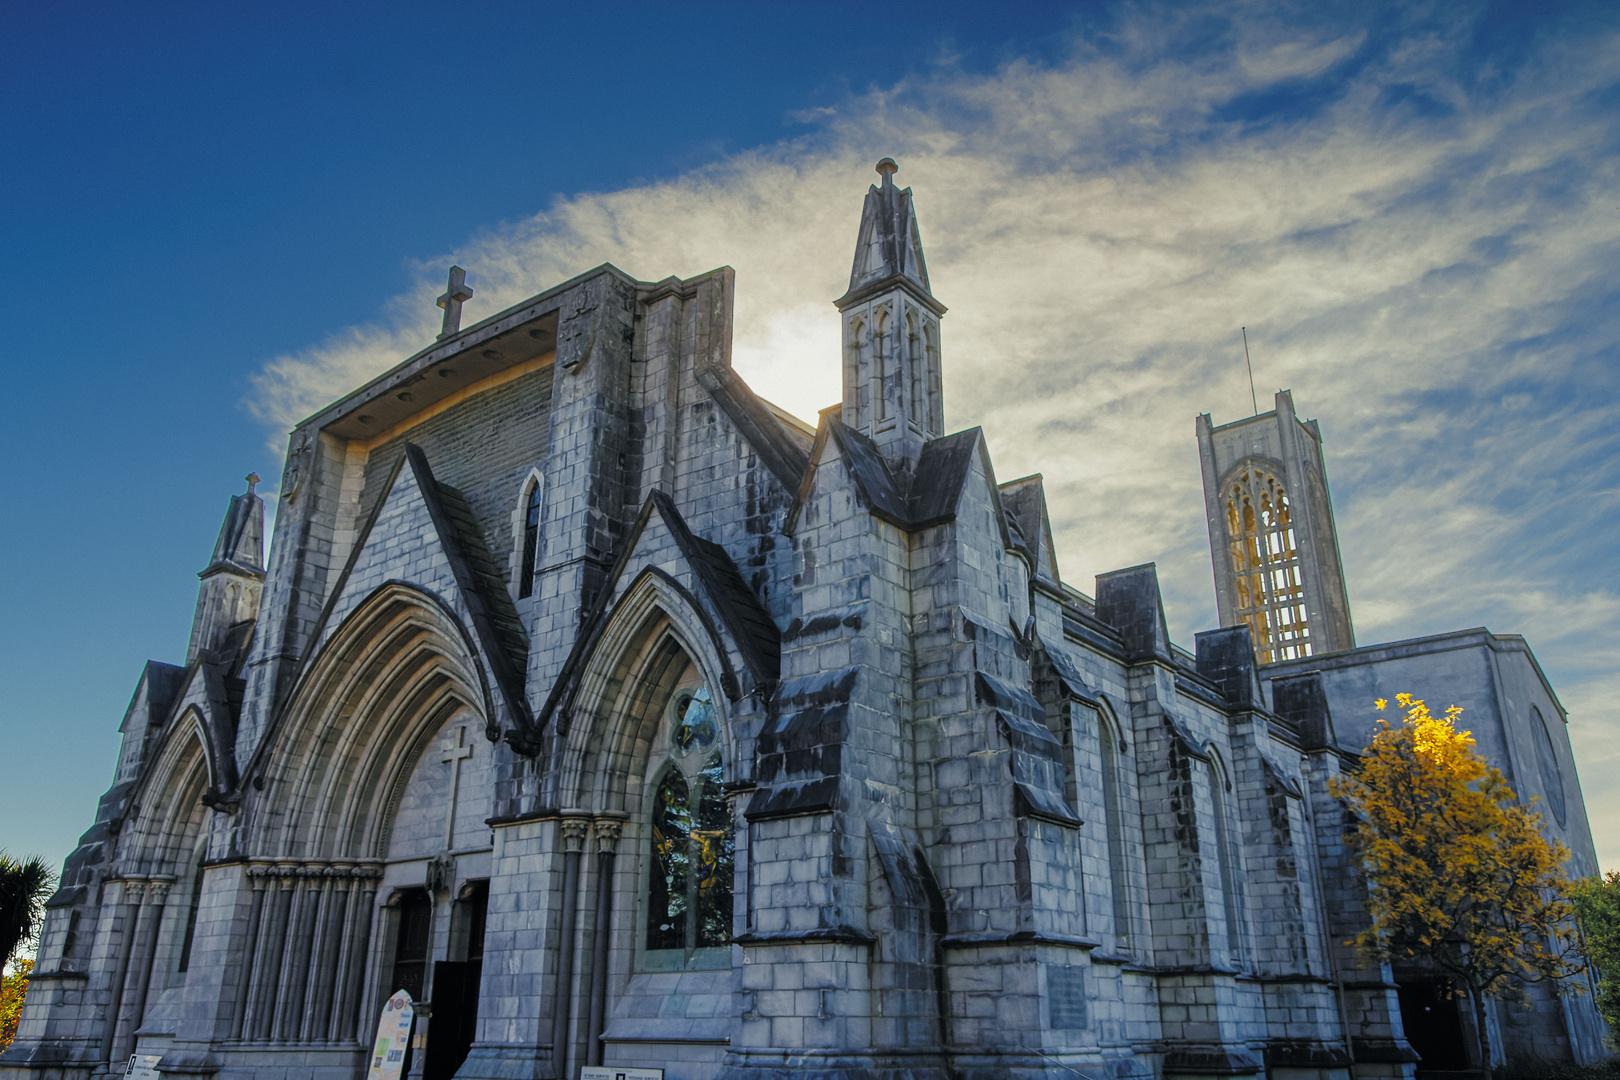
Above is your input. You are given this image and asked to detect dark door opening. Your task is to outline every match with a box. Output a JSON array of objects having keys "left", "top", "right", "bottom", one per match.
[
  {"left": 387, "top": 888, "right": 433, "bottom": 1079},
  {"left": 1398, "top": 978, "right": 1470, "bottom": 1071},
  {"left": 423, "top": 881, "right": 488, "bottom": 1080}
]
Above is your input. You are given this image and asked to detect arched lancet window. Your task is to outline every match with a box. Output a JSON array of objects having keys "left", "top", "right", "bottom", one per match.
[
  {"left": 847, "top": 316, "right": 867, "bottom": 410},
  {"left": 518, "top": 479, "right": 542, "bottom": 599},
  {"left": 1533, "top": 706, "right": 1567, "bottom": 827},
  {"left": 873, "top": 308, "right": 891, "bottom": 422},
  {"left": 175, "top": 845, "right": 207, "bottom": 973},
  {"left": 907, "top": 310, "right": 924, "bottom": 426},
  {"left": 647, "top": 686, "right": 733, "bottom": 960},
  {"left": 1225, "top": 467, "right": 1309, "bottom": 662},
  {"left": 1205, "top": 756, "right": 1249, "bottom": 968},
  {"left": 1099, "top": 715, "right": 1131, "bottom": 948},
  {"left": 923, "top": 323, "right": 940, "bottom": 435}
]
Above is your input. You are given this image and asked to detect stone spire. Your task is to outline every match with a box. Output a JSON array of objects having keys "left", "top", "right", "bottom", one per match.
[
  {"left": 835, "top": 158, "right": 947, "bottom": 470},
  {"left": 186, "top": 473, "right": 267, "bottom": 664}
]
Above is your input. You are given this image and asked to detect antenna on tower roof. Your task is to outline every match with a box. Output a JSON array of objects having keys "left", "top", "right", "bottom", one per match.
[{"left": 1241, "top": 327, "right": 1258, "bottom": 416}]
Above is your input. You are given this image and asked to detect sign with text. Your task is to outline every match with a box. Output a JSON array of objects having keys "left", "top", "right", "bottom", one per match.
[
  {"left": 366, "top": 989, "right": 416, "bottom": 1080},
  {"left": 579, "top": 1069, "right": 663, "bottom": 1080},
  {"left": 124, "top": 1055, "right": 162, "bottom": 1080}
]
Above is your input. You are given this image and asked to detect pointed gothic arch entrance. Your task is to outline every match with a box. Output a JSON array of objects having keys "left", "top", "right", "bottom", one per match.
[{"left": 229, "top": 582, "right": 498, "bottom": 1077}]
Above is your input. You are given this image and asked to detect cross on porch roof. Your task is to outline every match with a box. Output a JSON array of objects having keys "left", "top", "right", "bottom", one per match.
[{"left": 436, "top": 265, "right": 474, "bottom": 340}]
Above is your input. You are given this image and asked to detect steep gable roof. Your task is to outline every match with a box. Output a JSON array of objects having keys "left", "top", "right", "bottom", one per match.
[
  {"left": 695, "top": 361, "right": 811, "bottom": 493},
  {"left": 798, "top": 418, "right": 1008, "bottom": 541},
  {"left": 531, "top": 489, "right": 782, "bottom": 739},
  {"left": 998, "top": 474, "right": 1063, "bottom": 585},
  {"left": 407, "top": 444, "right": 531, "bottom": 683},
  {"left": 290, "top": 443, "right": 531, "bottom": 736}
]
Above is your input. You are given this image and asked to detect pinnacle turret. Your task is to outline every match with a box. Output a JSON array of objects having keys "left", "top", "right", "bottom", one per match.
[
  {"left": 187, "top": 473, "right": 266, "bottom": 664},
  {"left": 836, "top": 159, "right": 946, "bottom": 470}
]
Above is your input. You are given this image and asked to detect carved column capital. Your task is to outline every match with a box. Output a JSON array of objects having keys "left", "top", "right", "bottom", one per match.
[
  {"left": 274, "top": 862, "right": 299, "bottom": 887},
  {"left": 145, "top": 877, "right": 175, "bottom": 905},
  {"left": 593, "top": 815, "right": 627, "bottom": 854},
  {"left": 119, "top": 879, "right": 147, "bottom": 905},
  {"left": 559, "top": 817, "right": 591, "bottom": 854}
]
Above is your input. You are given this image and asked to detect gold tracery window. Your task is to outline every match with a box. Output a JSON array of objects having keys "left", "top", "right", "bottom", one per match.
[{"left": 1225, "top": 467, "right": 1310, "bottom": 663}]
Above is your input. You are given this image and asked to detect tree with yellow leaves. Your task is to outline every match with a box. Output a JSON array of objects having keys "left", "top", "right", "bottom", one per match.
[
  {"left": 0, "top": 958, "right": 30, "bottom": 1051},
  {"left": 1330, "top": 693, "right": 1584, "bottom": 1076}
]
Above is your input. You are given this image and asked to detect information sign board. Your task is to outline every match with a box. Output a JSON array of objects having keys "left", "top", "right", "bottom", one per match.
[
  {"left": 366, "top": 989, "right": 416, "bottom": 1080},
  {"left": 579, "top": 1068, "right": 663, "bottom": 1080}
]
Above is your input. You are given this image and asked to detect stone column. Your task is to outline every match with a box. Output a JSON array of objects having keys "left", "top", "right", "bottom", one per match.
[
  {"left": 120, "top": 876, "right": 173, "bottom": 1059},
  {"left": 250, "top": 865, "right": 297, "bottom": 1040},
  {"left": 97, "top": 879, "right": 145, "bottom": 1065},
  {"left": 334, "top": 865, "right": 381, "bottom": 1042},
  {"left": 231, "top": 865, "right": 271, "bottom": 1039},
  {"left": 548, "top": 817, "right": 590, "bottom": 1075},
  {"left": 303, "top": 862, "right": 352, "bottom": 1042},
  {"left": 276, "top": 864, "right": 324, "bottom": 1040},
  {"left": 585, "top": 817, "right": 624, "bottom": 1068}
]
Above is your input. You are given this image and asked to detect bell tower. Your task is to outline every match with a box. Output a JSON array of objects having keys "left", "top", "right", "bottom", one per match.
[
  {"left": 835, "top": 158, "right": 946, "bottom": 472},
  {"left": 1196, "top": 391, "right": 1356, "bottom": 663}
]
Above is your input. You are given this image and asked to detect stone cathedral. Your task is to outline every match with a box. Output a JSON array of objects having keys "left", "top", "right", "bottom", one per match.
[{"left": 5, "top": 160, "right": 1605, "bottom": 1080}]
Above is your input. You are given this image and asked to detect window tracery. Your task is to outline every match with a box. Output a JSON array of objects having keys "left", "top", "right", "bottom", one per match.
[
  {"left": 1224, "top": 467, "right": 1310, "bottom": 662},
  {"left": 646, "top": 686, "right": 733, "bottom": 959}
]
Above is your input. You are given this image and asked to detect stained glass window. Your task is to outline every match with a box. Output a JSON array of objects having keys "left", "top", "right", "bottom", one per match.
[{"left": 647, "top": 688, "right": 733, "bottom": 957}]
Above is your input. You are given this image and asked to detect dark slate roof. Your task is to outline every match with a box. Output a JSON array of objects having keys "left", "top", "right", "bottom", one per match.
[
  {"left": 826, "top": 419, "right": 910, "bottom": 523},
  {"left": 404, "top": 444, "right": 532, "bottom": 716},
  {"left": 822, "top": 420, "right": 986, "bottom": 531},
  {"left": 120, "top": 660, "right": 187, "bottom": 734},
  {"left": 650, "top": 489, "right": 782, "bottom": 685},
  {"left": 909, "top": 429, "right": 980, "bottom": 524},
  {"left": 1044, "top": 645, "right": 1100, "bottom": 702},
  {"left": 697, "top": 363, "right": 811, "bottom": 493}
]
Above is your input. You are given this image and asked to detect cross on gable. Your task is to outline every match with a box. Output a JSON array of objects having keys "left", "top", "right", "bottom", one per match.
[
  {"left": 439, "top": 724, "right": 473, "bottom": 849},
  {"left": 437, "top": 265, "right": 474, "bottom": 340},
  {"left": 441, "top": 725, "right": 473, "bottom": 766}
]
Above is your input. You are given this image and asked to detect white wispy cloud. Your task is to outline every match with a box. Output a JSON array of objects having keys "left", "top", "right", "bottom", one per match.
[{"left": 248, "top": 7, "right": 1620, "bottom": 863}]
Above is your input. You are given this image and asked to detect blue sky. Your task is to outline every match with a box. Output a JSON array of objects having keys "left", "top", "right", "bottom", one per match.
[{"left": 3, "top": 1, "right": 1618, "bottom": 877}]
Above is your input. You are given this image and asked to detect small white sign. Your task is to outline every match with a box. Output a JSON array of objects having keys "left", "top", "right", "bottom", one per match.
[
  {"left": 366, "top": 989, "right": 416, "bottom": 1080},
  {"left": 125, "top": 1055, "right": 162, "bottom": 1080},
  {"left": 579, "top": 1068, "right": 663, "bottom": 1080}
]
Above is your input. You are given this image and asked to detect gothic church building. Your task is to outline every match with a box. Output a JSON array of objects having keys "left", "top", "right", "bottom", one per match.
[{"left": 5, "top": 160, "right": 1604, "bottom": 1080}]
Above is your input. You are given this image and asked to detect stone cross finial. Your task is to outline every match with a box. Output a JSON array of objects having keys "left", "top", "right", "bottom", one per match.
[
  {"left": 437, "top": 265, "right": 474, "bottom": 340},
  {"left": 245, "top": 472, "right": 260, "bottom": 495},
  {"left": 876, "top": 157, "right": 898, "bottom": 188}
]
